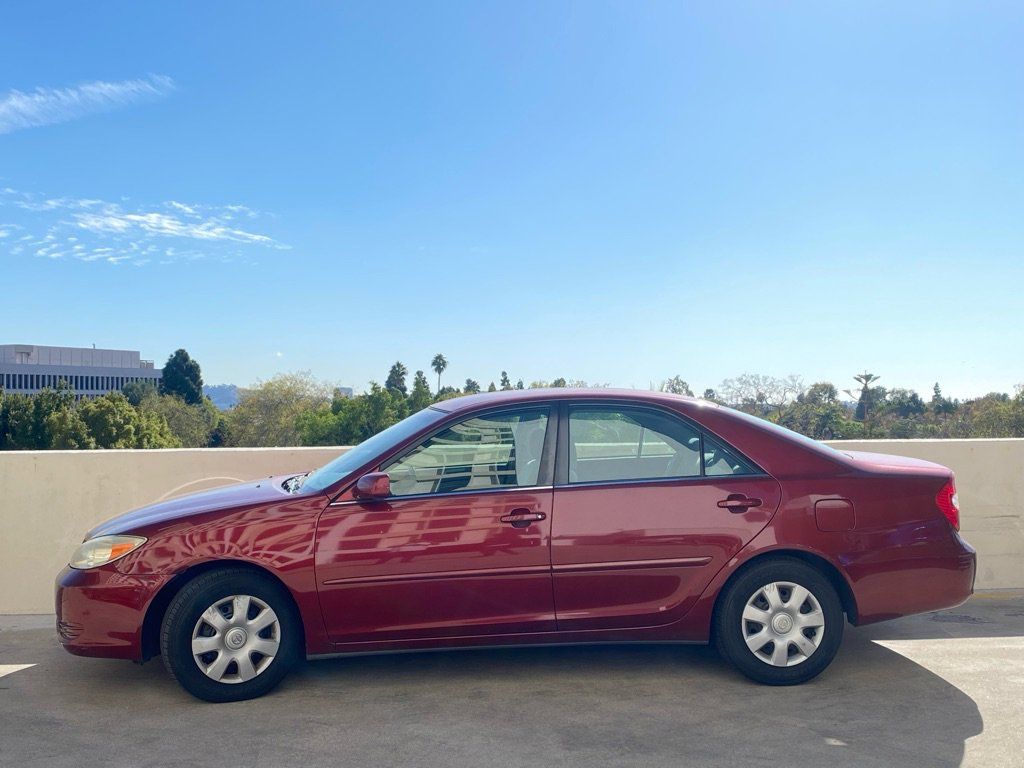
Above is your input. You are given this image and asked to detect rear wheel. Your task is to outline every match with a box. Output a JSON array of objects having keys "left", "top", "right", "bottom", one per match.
[
  {"left": 160, "top": 568, "right": 301, "bottom": 702},
  {"left": 714, "top": 558, "right": 844, "bottom": 685}
]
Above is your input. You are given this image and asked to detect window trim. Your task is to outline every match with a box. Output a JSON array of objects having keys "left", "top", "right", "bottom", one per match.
[
  {"left": 555, "top": 400, "right": 765, "bottom": 488},
  {"left": 374, "top": 403, "right": 558, "bottom": 500}
]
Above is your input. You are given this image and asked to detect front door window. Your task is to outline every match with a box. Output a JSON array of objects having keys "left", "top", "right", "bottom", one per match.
[{"left": 384, "top": 409, "right": 550, "bottom": 496}]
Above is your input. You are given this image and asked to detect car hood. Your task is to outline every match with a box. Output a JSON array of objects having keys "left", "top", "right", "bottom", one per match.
[
  {"left": 839, "top": 450, "right": 951, "bottom": 477},
  {"left": 87, "top": 475, "right": 306, "bottom": 539}
]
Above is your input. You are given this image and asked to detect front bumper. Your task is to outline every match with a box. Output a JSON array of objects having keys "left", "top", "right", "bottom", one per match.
[{"left": 55, "top": 565, "right": 171, "bottom": 660}]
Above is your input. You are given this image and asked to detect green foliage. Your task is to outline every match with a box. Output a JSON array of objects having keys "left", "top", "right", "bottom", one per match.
[
  {"left": 225, "top": 372, "right": 332, "bottom": 447},
  {"left": 385, "top": 361, "right": 408, "bottom": 397},
  {"left": 140, "top": 392, "right": 218, "bottom": 447},
  {"left": 161, "top": 349, "right": 204, "bottom": 405},
  {"left": 135, "top": 409, "right": 180, "bottom": 448},
  {"left": 661, "top": 376, "right": 693, "bottom": 396},
  {"left": 79, "top": 393, "right": 141, "bottom": 448},
  {"left": 1, "top": 393, "right": 41, "bottom": 448},
  {"left": 408, "top": 371, "right": 433, "bottom": 412},
  {"left": 297, "top": 383, "right": 409, "bottom": 445},
  {"left": 122, "top": 378, "right": 159, "bottom": 407},
  {"left": 435, "top": 386, "right": 463, "bottom": 401},
  {"left": 45, "top": 408, "right": 96, "bottom": 449},
  {"left": 4, "top": 359, "right": 1024, "bottom": 451}
]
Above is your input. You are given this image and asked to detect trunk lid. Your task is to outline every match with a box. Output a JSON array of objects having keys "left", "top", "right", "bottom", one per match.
[{"left": 840, "top": 449, "right": 951, "bottom": 478}]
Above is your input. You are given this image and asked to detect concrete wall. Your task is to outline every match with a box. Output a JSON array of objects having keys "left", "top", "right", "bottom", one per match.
[{"left": 1, "top": 440, "right": 1020, "bottom": 614}]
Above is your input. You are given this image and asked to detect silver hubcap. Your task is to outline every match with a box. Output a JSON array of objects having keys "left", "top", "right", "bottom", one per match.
[
  {"left": 191, "top": 595, "right": 280, "bottom": 684},
  {"left": 742, "top": 581, "right": 825, "bottom": 667}
]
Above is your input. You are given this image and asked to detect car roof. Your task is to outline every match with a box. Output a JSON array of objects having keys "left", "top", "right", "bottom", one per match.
[{"left": 430, "top": 387, "right": 710, "bottom": 414}]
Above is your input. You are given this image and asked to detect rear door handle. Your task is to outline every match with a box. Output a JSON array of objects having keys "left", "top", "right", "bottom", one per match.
[
  {"left": 500, "top": 509, "right": 547, "bottom": 528},
  {"left": 717, "top": 494, "right": 762, "bottom": 512}
]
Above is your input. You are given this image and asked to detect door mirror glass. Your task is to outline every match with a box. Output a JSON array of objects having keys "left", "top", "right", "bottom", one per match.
[{"left": 353, "top": 471, "right": 391, "bottom": 499}]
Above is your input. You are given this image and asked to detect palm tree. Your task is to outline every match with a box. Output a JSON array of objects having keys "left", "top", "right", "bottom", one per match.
[
  {"left": 431, "top": 354, "right": 448, "bottom": 393},
  {"left": 844, "top": 372, "right": 881, "bottom": 422}
]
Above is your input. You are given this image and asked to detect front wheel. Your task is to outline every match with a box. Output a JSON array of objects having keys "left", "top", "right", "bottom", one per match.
[
  {"left": 160, "top": 568, "right": 302, "bottom": 702},
  {"left": 714, "top": 558, "right": 844, "bottom": 685}
]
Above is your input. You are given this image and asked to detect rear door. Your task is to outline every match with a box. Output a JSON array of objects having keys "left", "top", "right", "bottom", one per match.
[{"left": 551, "top": 403, "right": 781, "bottom": 631}]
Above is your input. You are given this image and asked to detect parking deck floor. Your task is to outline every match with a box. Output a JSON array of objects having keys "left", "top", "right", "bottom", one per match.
[{"left": 1, "top": 594, "right": 1022, "bottom": 768}]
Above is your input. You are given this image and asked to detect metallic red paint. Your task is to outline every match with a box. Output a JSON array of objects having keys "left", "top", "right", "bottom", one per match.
[{"left": 55, "top": 389, "right": 976, "bottom": 667}]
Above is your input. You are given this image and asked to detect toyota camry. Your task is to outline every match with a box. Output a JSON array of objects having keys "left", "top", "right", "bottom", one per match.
[{"left": 56, "top": 389, "right": 976, "bottom": 701}]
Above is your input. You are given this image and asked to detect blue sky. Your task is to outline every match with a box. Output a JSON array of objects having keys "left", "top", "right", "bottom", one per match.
[{"left": 1, "top": 2, "right": 1021, "bottom": 398}]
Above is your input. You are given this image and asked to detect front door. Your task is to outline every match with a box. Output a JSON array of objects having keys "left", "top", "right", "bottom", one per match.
[
  {"left": 315, "top": 406, "right": 556, "bottom": 644},
  {"left": 551, "top": 404, "right": 781, "bottom": 631}
]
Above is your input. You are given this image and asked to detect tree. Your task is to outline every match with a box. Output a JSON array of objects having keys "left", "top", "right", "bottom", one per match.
[
  {"left": 135, "top": 409, "right": 179, "bottom": 448},
  {"left": 845, "top": 372, "right": 881, "bottom": 422},
  {"left": 431, "top": 353, "right": 448, "bottom": 393},
  {"left": 661, "top": 376, "right": 693, "bottom": 396},
  {"left": 225, "top": 372, "right": 332, "bottom": 447},
  {"left": 487, "top": 382, "right": 497, "bottom": 392},
  {"left": 883, "top": 389, "right": 927, "bottom": 419},
  {"left": 801, "top": 382, "right": 838, "bottom": 405},
  {"left": 702, "top": 388, "right": 717, "bottom": 401},
  {"left": 515, "top": 379, "right": 525, "bottom": 390},
  {"left": 408, "top": 370, "right": 433, "bottom": 412},
  {"left": 500, "top": 371, "right": 512, "bottom": 390},
  {"left": 931, "top": 383, "right": 957, "bottom": 416},
  {"left": 161, "top": 349, "right": 204, "bottom": 405},
  {"left": 719, "top": 374, "right": 804, "bottom": 416},
  {"left": 385, "top": 361, "right": 408, "bottom": 397},
  {"left": 0, "top": 394, "right": 36, "bottom": 449},
  {"left": 79, "top": 393, "right": 140, "bottom": 448},
  {"left": 45, "top": 408, "right": 95, "bottom": 449},
  {"left": 140, "top": 392, "right": 218, "bottom": 447},
  {"left": 122, "top": 378, "right": 158, "bottom": 407},
  {"left": 780, "top": 382, "right": 849, "bottom": 439},
  {"left": 435, "top": 386, "right": 462, "bottom": 401},
  {"left": 31, "top": 384, "right": 76, "bottom": 448},
  {"left": 299, "top": 384, "right": 408, "bottom": 446},
  {"left": 464, "top": 378, "right": 481, "bottom": 394}
]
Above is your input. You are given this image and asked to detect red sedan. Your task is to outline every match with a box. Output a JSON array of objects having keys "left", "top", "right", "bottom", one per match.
[{"left": 56, "top": 389, "right": 976, "bottom": 702}]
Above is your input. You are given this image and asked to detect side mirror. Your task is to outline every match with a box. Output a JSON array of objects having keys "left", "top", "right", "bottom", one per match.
[{"left": 353, "top": 471, "right": 391, "bottom": 500}]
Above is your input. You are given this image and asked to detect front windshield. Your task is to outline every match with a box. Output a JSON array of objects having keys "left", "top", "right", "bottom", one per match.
[{"left": 301, "top": 407, "right": 447, "bottom": 493}]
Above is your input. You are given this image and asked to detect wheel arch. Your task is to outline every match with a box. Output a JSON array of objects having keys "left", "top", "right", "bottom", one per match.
[
  {"left": 140, "top": 560, "right": 306, "bottom": 662},
  {"left": 710, "top": 549, "right": 859, "bottom": 636}
]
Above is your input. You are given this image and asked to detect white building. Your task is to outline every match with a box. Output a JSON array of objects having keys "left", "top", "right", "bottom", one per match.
[{"left": 0, "top": 344, "right": 162, "bottom": 399}]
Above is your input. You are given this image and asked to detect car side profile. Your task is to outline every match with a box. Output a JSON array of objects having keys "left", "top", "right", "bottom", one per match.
[{"left": 55, "top": 389, "right": 976, "bottom": 702}]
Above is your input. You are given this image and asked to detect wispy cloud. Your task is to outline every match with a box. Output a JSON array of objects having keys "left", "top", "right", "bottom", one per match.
[
  {"left": 0, "top": 187, "right": 288, "bottom": 266},
  {"left": 0, "top": 75, "right": 174, "bottom": 135}
]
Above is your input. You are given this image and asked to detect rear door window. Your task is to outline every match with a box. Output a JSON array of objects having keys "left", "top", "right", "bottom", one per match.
[{"left": 567, "top": 406, "right": 758, "bottom": 483}]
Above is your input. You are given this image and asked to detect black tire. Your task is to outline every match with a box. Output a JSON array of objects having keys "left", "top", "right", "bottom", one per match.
[
  {"left": 713, "top": 557, "right": 844, "bottom": 685},
  {"left": 160, "top": 568, "right": 302, "bottom": 702}
]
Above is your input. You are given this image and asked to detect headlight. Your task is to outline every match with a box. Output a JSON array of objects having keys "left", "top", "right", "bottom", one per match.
[{"left": 69, "top": 535, "right": 147, "bottom": 570}]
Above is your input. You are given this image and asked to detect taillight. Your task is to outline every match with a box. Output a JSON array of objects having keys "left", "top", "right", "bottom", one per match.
[{"left": 935, "top": 478, "right": 960, "bottom": 531}]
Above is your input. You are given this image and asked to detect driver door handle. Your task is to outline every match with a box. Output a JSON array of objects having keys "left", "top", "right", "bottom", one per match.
[
  {"left": 500, "top": 509, "right": 546, "bottom": 528},
  {"left": 717, "top": 494, "right": 762, "bottom": 512}
]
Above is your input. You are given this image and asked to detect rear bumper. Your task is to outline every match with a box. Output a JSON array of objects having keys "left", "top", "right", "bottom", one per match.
[
  {"left": 55, "top": 565, "right": 170, "bottom": 660},
  {"left": 849, "top": 533, "right": 976, "bottom": 625}
]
